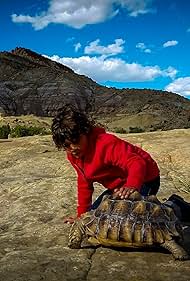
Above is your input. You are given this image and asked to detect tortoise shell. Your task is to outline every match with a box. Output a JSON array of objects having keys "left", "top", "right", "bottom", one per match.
[{"left": 80, "top": 192, "right": 182, "bottom": 247}]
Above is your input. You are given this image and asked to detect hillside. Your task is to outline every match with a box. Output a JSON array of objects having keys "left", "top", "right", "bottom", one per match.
[{"left": 0, "top": 47, "right": 190, "bottom": 131}]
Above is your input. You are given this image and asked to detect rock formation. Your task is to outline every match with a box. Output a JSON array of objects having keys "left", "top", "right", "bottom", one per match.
[{"left": 0, "top": 47, "right": 190, "bottom": 131}]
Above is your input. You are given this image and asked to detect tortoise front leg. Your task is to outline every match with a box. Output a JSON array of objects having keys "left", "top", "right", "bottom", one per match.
[
  {"left": 68, "top": 220, "right": 86, "bottom": 249},
  {"left": 162, "top": 240, "right": 189, "bottom": 260}
]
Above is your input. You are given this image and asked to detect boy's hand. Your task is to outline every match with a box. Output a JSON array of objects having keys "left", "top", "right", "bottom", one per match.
[
  {"left": 113, "top": 186, "right": 137, "bottom": 199},
  {"left": 63, "top": 216, "right": 77, "bottom": 224}
]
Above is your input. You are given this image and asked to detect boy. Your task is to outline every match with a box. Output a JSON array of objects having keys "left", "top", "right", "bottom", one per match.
[{"left": 52, "top": 105, "right": 162, "bottom": 223}]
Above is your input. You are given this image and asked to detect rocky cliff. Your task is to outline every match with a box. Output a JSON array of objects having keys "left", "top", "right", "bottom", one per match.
[
  {"left": 0, "top": 47, "right": 95, "bottom": 116},
  {"left": 0, "top": 47, "right": 190, "bottom": 131}
]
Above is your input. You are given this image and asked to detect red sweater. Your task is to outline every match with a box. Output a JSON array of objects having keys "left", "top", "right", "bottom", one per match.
[{"left": 67, "top": 127, "right": 159, "bottom": 217}]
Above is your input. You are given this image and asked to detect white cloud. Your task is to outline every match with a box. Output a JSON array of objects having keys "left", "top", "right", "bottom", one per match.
[
  {"left": 11, "top": 0, "right": 154, "bottom": 30},
  {"left": 12, "top": 14, "right": 37, "bottom": 25},
  {"left": 165, "top": 77, "right": 190, "bottom": 96},
  {"left": 74, "top": 42, "right": 82, "bottom": 52},
  {"left": 163, "top": 40, "right": 178, "bottom": 48},
  {"left": 162, "top": 66, "right": 177, "bottom": 80},
  {"left": 144, "top": 48, "right": 151, "bottom": 53},
  {"left": 44, "top": 54, "right": 177, "bottom": 83},
  {"left": 136, "top": 42, "right": 146, "bottom": 49},
  {"left": 136, "top": 42, "right": 151, "bottom": 53},
  {"left": 84, "top": 38, "right": 125, "bottom": 56},
  {"left": 66, "top": 37, "right": 75, "bottom": 43},
  {"left": 120, "top": 0, "right": 155, "bottom": 17}
]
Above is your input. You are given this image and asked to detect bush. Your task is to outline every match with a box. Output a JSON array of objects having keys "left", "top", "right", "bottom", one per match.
[
  {"left": 129, "top": 127, "right": 145, "bottom": 133},
  {"left": 114, "top": 127, "right": 127, "bottom": 134},
  {"left": 10, "top": 125, "right": 50, "bottom": 138},
  {"left": 0, "top": 124, "right": 11, "bottom": 139}
]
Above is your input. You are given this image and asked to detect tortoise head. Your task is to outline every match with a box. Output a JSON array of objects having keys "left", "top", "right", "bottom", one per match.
[{"left": 68, "top": 219, "right": 86, "bottom": 249}]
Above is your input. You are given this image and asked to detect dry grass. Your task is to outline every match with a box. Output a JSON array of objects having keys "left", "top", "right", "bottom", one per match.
[{"left": 0, "top": 115, "right": 52, "bottom": 129}]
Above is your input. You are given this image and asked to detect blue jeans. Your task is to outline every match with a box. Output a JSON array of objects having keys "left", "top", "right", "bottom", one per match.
[{"left": 91, "top": 176, "right": 160, "bottom": 210}]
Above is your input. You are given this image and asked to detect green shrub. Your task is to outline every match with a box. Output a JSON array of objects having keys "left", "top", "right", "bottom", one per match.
[
  {"left": 129, "top": 127, "right": 145, "bottom": 133},
  {"left": 0, "top": 124, "right": 11, "bottom": 139},
  {"left": 10, "top": 125, "right": 50, "bottom": 138},
  {"left": 114, "top": 127, "right": 127, "bottom": 134}
]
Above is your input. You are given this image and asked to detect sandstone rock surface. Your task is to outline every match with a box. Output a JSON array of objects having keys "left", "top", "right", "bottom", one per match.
[{"left": 0, "top": 129, "right": 190, "bottom": 280}]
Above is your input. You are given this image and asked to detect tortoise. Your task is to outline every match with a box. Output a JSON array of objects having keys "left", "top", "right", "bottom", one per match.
[{"left": 68, "top": 191, "right": 189, "bottom": 260}]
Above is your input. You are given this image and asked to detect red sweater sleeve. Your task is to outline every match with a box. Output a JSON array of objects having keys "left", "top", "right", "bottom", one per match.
[
  {"left": 76, "top": 171, "right": 93, "bottom": 217},
  {"left": 67, "top": 153, "right": 93, "bottom": 217},
  {"left": 104, "top": 137, "right": 146, "bottom": 190}
]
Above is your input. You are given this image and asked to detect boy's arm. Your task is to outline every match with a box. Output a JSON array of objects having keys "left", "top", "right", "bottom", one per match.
[
  {"left": 67, "top": 154, "right": 93, "bottom": 219},
  {"left": 104, "top": 137, "right": 147, "bottom": 190},
  {"left": 77, "top": 171, "right": 94, "bottom": 217},
  {"left": 122, "top": 155, "right": 146, "bottom": 189},
  {"left": 63, "top": 169, "right": 93, "bottom": 222}
]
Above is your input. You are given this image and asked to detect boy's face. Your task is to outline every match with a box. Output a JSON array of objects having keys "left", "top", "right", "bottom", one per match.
[{"left": 64, "top": 134, "right": 88, "bottom": 158}]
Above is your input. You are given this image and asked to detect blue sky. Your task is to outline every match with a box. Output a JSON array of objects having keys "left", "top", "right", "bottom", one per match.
[{"left": 1, "top": 0, "right": 190, "bottom": 98}]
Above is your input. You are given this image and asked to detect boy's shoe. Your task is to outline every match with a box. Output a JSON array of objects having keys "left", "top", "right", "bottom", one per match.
[{"left": 167, "top": 194, "right": 190, "bottom": 223}]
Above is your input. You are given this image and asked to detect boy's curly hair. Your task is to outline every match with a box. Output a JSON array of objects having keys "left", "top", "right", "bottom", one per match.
[{"left": 51, "top": 105, "right": 95, "bottom": 149}]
